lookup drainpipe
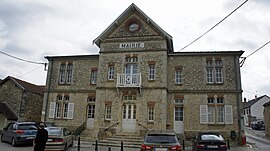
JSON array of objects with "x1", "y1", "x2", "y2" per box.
[{"x1": 19, "y1": 90, "x2": 26, "y2": 121}]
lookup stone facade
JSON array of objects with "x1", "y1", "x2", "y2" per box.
[
  {"x1": 0, "y1": 76, "x2": 44, "y2": 123},
  {"x1": 43, "y1": 3, "x2": 244, "y2": 145},
  {"x1": 263, "y1": 101, "x2": 270, "y2": 137}
]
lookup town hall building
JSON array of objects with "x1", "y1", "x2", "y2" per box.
[{"x1": 42, "y1": 3, "x2": 244, "y2": 145}]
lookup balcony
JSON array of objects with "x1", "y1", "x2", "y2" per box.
[{"x1": 117, "y1": 73, "x2": 141, "y2": 87}]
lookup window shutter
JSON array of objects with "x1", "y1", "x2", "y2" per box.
[
  {"x1": 225, "y1": 105, "x2": 233, "y2": 124},
  {"x1": 200, "y1": 105, "x2": 208, "y2": 124},
  {"x1": 49, "y1": 102, "x2": 56, "y2": 118},
  {"x1": 67, "y1": 103, "x2": 74, "y2": 119}
]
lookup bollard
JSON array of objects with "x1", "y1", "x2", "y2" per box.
[
  {"x1": 77, "y1": 136, "x2": 80, "y2": 151},
  {"x1": 108, "y1": 147, "x2": 111, "y2": 151},
  {"x1": 95, "y1": 140, "x2": 98, "y2": 151},
  {"x1": 121, "y1": 141, "x2": 124, "y2": 151},
  {"x1": 182, "y1": 140, "x2": 185, "y2": 151},
  {"x1": 227, "y1": 139, "x2": 230, "y2": 150}
]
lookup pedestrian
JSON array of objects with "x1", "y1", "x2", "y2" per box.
[{"x1": 34, "y1": 122, "x2": 48, "y2": 151}]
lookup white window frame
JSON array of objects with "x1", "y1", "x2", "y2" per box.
[
  {"x1": 148, "y1": 64, "x2": 155, "y2": 80},
  {"x1": 175, "y1": 69, "x2": 183, "y2": 84},
  {"x1": 206, "y1": 60, "x2": 223, "y2": 84},
  {"x1": 200, "y1": 98, "x2": 232, "y2": 124},
  {"x1": 91, "y1": 70, "x2": 97, "y2": 84},
  {"x1": 59, "y1": 64, "x2": 66, "y2": 84},
  {"x1": 105, "y1": 104, "x2": 112, "y2": 120},
  {"x1": 148, "y1": 106, "x2": 154, "y2": 122},
  {"x1": 108, "y1": 66, "x2": 115, "y2": 80}
]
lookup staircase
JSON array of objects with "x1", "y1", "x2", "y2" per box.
[{"x1": 80, "y1": 132, "x2": 143, "y2": 148}]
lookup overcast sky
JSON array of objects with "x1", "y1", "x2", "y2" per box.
[{"x1": 0, "y1": 0, "x2": 269, "y2": 100}]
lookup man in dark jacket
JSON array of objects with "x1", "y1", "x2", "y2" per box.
[{"x1": 34, "y1": 123, "x2": 48, "y2": 151}]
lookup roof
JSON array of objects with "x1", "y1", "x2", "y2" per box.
[
  {"x1": 243, "y1": 95, "x2": 269, "y2": 109},
  {"x1": 0, "y1": 76, "x2": 44, "y2": 95},
  {"x1": 93, "y1": 3, "x2": 173, "y2": 51},
  {"x1": 0, "y1": 102, "x2": 18, "y2": 120}
]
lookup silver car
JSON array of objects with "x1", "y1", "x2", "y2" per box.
[{"x1": 44, "y1": 127, "x2": 74, "y2": 151}]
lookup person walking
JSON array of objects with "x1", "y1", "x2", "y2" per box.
[{"x1": 34, "y1": 122, "x2": 48, "y2": 151}]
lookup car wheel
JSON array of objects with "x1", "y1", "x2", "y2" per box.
[{"x1": 11, "y1": 138, "x2": 17, "y2": 147}]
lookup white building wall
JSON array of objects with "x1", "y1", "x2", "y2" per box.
[{"x1": 251, "y1": 96, "x2": 270, "y2": 120}]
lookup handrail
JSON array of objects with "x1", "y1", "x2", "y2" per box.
[
  {"x1": 104, "y1": 122, "x2": 119, "y2": 131},
  {"x1": 73, "y1": 122, "x2": 86, "y2": 136},
  {"x1": 137, "y1": 122, "x2": 149, "y2": 131}
]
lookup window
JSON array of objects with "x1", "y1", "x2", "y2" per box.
[
  {"x1": 175, "y1": 69, "x2": 183, "y2": 84},
  {"x1": 105, "y1": 105, "x2": 112, "y2": 120},
  {"x1": 175, "y1": 106, "x2": 183, "y2": 121},
  {"x1": 200, "y1": 97, "x2": 232, "y2": 124},
  {"x1": 123, "y1": 95, "x2": 136, "y2": 100},
  {"x1": 88, "y1": 105, "x2": 95, "y2": 118},
  {"x1": 88, "y1": 95, "x2": 96, "y2": 102},
  {"x1": 148, "y1": 64, "x2": 155, "y2": 80},
  {"x1": 206, "y1": 59, "x2": 223, "y2": 84},
  {"x1": 59, "y1": 62, "x2": 73, "y2": 84},
  {"x1": 148, "y1": 106, "x2": 154, "y2": 121},
  {"x1": 108, "y1": 66, "x2": 115, "y2": 80},
  {"x1": 48, "y1": 94, "x2": 74, "y2": 119},
  {"x1": 90, "y1": 70, "x2": 97, "y2": 84}
]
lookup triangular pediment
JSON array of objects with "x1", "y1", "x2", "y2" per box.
[{"x1": 93, "y1": 3, "x2": 173, "y2": 51}]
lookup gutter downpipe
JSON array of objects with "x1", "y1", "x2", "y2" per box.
[{"x1": 44, "y1": 59, "x2": 53, "y2": 122}]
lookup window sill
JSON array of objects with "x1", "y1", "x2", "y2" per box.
[
  {"x1": 206, "y1": 83, "x2": 224, "y2": 85},
  {"x1": 148, "y1": 79, "x2": 155, "y2": 82},
  {"x1": 147, "y1": 121, "x2": 154, "y2": 124}
]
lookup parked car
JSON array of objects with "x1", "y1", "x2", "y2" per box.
[
  {"x1": 251, "y1": 120, "x2": 265, "y2": 130},
  {"x1": 141, "y1": 129, "x2": 182, "y2": 151},
  {"x1": 1, "y1": 121, "x2": 38, "y2": 146},
  {"x1": 44, "y1": 127, "x2": 74, "y2": 151},
  {"x1": 192, "y1": 132, "x2": 227, "y2": 151}
]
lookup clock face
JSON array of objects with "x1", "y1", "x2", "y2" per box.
[{"x1": 128, "y1": 21, "x2": 140, "y2": 32}]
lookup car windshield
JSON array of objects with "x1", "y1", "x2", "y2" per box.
[
  {"x1": 17, "y1": 124, "x2": 37, "y2": 130},
  {"x1": 46, "y1": 128, "x2": 62, "y2": 136},
  {"x1": 145, "y1": 134, "x2": 177, "y2": 143},
  {"x1": 200, "y1": 134, "x2": 224, "y2": 141}
]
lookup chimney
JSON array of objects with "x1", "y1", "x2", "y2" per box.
[
  {"x1": 244, "y1": 98, "x2": 247, "y2": 102},
  {"x1": 255, "y1": 95, "x2": 257, "y2": 100}
]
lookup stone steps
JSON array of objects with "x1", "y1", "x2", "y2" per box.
[{"x1": 80, "y1": 133, "x2": 143, "y2": 148}]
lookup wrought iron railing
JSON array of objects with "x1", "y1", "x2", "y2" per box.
[{"x1": 117, "y1": 73, "x2": 141, "y2": 87}]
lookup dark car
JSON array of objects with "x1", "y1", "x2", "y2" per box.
[
  {"x1": 192, "y1": 132, "x2": 227, "y2": 151},
  {"x1": 251, "y1": 120, "x2": 265, "y2": 130},
  {"x1": 44, "y1": 127, "x2": 74, "y2": 151},
  {"x1": 141, "y1": 129, "x2": 182, "y2": 151},
  {"x1": 1, "y1": 121, "x2": 38, "y2": 146}
]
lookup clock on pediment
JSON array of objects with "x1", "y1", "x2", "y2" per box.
[{"x1": 125, "y1": 19, "x2": 141, "y2": 32}]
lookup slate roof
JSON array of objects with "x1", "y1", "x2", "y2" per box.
[
  {"x1": 0, "y1": 76, "x2": 44, "y2": 95},
  {"x1": 0, "y1": 102, "x2": 18, "y2": 120},
  {"x1": 243, "y1": 95, "x2": 269, "y2": 109}
]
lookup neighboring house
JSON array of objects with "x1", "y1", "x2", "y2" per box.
[
  {"x1": 0, "y1": 102, "x2": 18, "y2": 131},
  {"x1": 243, "y1": 95, "x2": 270, "y2": 126},
  {"x1": 0, "y1": 76, "x2": 44, "y2": 130},
  {"x1": 263, "y1": 101, "x2": 270, "y2": 137},
  {"x1": 42, "y1": 3, "x2": 244, "y2": 145}
]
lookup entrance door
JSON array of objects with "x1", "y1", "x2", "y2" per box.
[
  {"x1": 122, "y1": 104, "x2": 136, "y2": 132},
  {"x1": 87, "y1": 104, "x2": 95, "y2": 128},
  {"x1": 174, "y1": 106, "x2": 184, "y2": 133},
  {"x1": 125, "y1": 64, "x2": 138, "y2": 84}
]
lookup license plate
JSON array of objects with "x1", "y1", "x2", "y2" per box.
[
  {"x1": 155, "y1": 148, "x2": 167, "y2": 151},
  {"x1": 26, "y1": 137, "x2": 35, "y2": 140},
  {"x1": 207, "y1": 145, "x2": 218, "y2": 148},
  {"x1": 47, "y1": 139, "x2": 53, "y2": 142}
]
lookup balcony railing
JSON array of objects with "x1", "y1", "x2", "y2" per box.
[{"x1": 117, "y1": 73, "x2": 141, "y2": 87}]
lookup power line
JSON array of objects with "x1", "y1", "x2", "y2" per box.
[
  {"x1": 240, "y1": 40, "x2": 270, "y2": 67},
  {"x1": 179, "y1": 0, "x2": 249, "y2": 51},
  {"x1": 0, "y1": 50, "x2": 46, "y2": 65}
]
